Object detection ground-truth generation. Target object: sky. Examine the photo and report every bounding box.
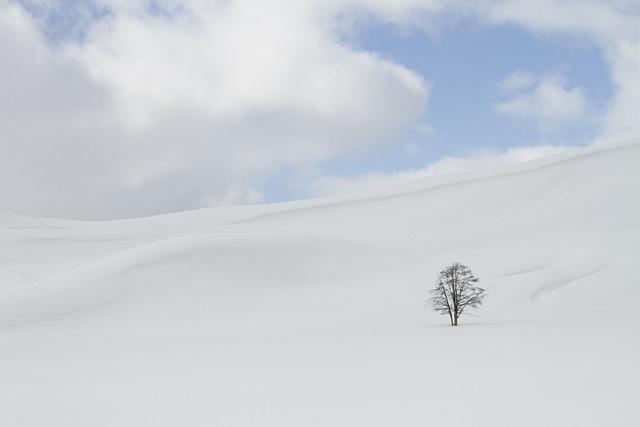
[1,0,639,219]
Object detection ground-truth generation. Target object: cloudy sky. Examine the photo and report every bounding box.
[2,0,639,219]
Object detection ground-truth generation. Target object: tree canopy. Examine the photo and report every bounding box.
[429,263,485,326]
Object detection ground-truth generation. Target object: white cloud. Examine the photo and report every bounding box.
[471,0,640,142]
[310,0,639,197]
[499,70,535,92]
[362,0,640,142]
[423,145,573,175]
[310,145,573,197]
[1,0,639,218]
[0,0,428,219]
[496,75,587,128]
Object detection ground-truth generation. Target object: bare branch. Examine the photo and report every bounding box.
[428,263,486,326]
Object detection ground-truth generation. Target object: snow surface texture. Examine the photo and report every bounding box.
[1,140,639,426]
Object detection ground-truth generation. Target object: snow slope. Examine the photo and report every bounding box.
[1,140,639,426]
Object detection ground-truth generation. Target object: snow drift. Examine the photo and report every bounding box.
[1,140,639,426]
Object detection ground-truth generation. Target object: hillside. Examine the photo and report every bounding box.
[1,140,639,426]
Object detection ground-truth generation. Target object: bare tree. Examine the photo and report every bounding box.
[429,263,485,326]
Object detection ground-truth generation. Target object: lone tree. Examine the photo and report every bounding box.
[429,263,485,326]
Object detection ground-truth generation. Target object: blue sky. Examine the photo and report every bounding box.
[325,21,610,171]
[1,1,638,218]
[265,18,614,201]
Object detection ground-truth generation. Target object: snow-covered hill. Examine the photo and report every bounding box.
[1,140,639,426]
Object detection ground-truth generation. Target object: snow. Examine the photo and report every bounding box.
[1,140,639,426]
